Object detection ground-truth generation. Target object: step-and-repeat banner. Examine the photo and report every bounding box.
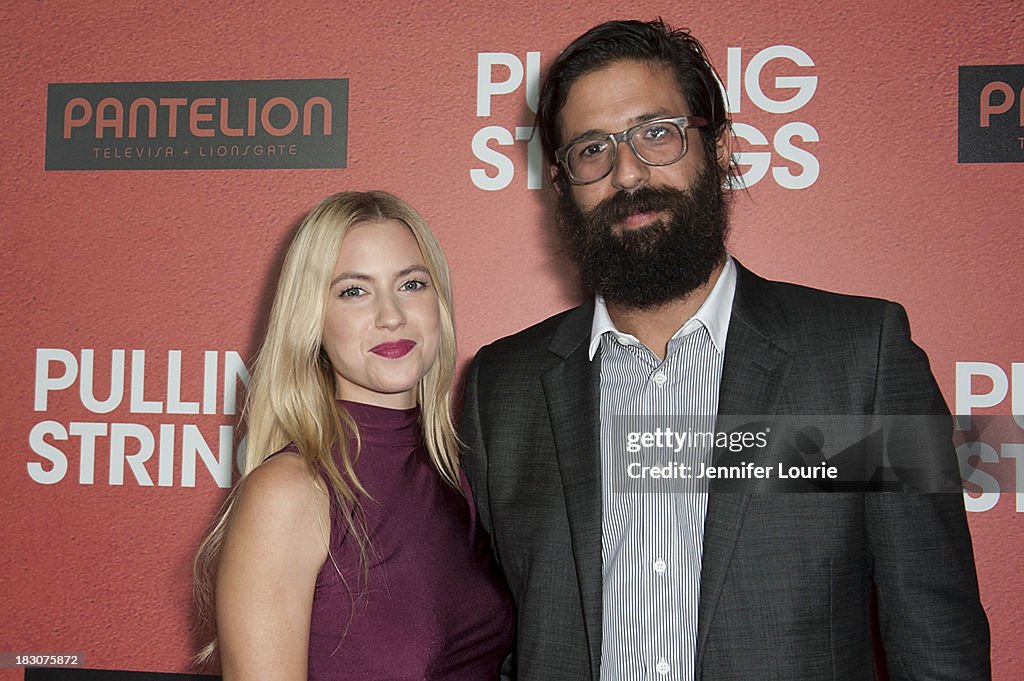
[2,2,1021,679]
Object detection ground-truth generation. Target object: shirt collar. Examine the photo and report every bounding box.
[588,255,736,360]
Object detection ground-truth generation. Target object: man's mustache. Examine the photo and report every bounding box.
[587,186,689,226]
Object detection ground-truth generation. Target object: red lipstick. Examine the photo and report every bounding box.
[370,340,416,359]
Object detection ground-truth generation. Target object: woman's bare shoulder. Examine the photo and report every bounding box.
[223,451,330,566]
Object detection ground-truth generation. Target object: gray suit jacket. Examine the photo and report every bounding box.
[460,262,990,681]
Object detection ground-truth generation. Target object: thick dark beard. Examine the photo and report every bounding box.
[555,163,730,309]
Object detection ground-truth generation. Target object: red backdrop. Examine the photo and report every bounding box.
[1,2,1020,678]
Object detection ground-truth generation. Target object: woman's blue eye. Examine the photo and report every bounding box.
[339,286,365,298]
[401,279,429,292]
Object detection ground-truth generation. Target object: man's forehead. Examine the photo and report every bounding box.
[559,60,690,136]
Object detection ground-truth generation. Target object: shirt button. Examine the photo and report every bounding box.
[615,335,630,346]
[653,558,667,574]
[653,371,667,386]
[656,658,670,675]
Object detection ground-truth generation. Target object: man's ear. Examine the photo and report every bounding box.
[712,127,737,175]
[715,128,734,173]
[549,163,564,195]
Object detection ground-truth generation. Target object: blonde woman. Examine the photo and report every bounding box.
[194,191,514,680]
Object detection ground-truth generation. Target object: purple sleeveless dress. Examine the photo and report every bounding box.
[306,400,514,680]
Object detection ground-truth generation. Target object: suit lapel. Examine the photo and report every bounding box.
[540,302,603,681]
[536,267,795,677]
[696,262,793,671]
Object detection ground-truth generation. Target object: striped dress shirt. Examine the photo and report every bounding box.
[590,257,736,681]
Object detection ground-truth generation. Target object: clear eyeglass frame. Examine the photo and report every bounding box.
[555,115,709,185]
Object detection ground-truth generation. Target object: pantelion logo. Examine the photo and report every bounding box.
[958,65,1024,163]
[46,79,348,170]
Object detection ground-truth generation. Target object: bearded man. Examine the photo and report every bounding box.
[460,18,990,681]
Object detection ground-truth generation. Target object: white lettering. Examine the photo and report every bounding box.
[1002,444,1024,512]
[477,53,524,117]
[182,424,234,488]
[109,422,155,485]
[959,441,1001,512]
[731,122,772,188]
[130,349,162,413]
[80,349,125,413]
[27,421,69,484]
[69,421,106,484]
[745,45,817,114]
[34,349,77,411]
[223,351,250,415]
[772,122,820,189]
[471,126,515,190]
[166,350,200,414]
[956,361,1008,414]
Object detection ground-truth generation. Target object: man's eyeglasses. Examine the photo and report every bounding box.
[555,115,708,185]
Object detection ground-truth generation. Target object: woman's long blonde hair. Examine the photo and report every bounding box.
[192,191,460,662]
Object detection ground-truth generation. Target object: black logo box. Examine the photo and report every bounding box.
[26,670,217,681]
[46,79,348,170]
[958,65,1024,164]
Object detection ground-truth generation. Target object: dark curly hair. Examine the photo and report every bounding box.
[537,19,733,186]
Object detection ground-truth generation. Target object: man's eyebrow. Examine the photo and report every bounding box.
[564,110,677,147]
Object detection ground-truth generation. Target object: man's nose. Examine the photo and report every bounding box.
[610,140,650,193]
